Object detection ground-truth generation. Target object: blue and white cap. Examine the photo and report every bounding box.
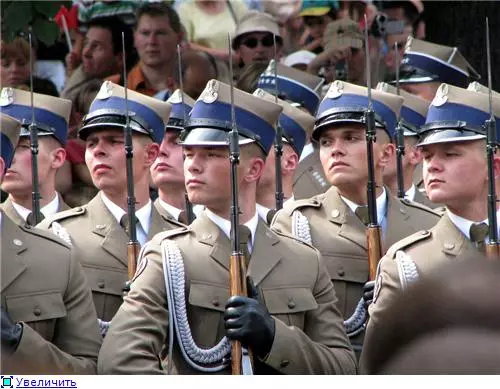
[0,87,71,146]
[0,114,21,168]
[313,81,404,141]
[80,81,172,144]
[377,82,429,136]
[395,37,480,88]
[181,79,282,156]
[166,89,195,132]
[253,88,315,156]
[418,83,500,146]
[257,60,324,115]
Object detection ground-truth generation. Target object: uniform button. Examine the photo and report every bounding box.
[444,243,455,250]
[331,209,340,218]
[337,268,345,277]
[33,307,41,316]
[280,359,290,368]
[97,281,105,289]
[13,239,23,246]
[212,299,220,307]
[400,208,406,214]
[287,300,296,309]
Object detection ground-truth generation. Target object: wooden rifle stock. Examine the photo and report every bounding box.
[127,242,140,280]
[485,243,500,259]
[229,252,244,375]
[367,226,383,280]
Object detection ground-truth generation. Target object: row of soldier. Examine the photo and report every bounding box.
[1,26,500,374]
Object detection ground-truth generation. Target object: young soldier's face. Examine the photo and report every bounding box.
[151,131,185,189]
[421,140,488,207]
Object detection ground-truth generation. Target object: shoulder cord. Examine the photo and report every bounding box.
[395,250,419,289]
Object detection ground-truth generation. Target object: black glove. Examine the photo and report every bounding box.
[224,276,275,359]
[1,308,22,354]
[363,280,375,309]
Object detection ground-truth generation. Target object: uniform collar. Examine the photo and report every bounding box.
[158,198,183,221]
[446,209,500,241]
[11,193,59,222]
[204,208,259,252]
[341,187,387,225]
[100,192,152,236]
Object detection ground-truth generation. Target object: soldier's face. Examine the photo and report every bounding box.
[421,141,490,208]
[85,128,158,194]
[401,82,441,102]
[383,138,422,184]
[1,137,64,196]
[151,131,185,190]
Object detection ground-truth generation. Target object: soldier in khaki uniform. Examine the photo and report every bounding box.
[0,88,72,225]
[98,80,357,374]
[257,61,328,200]
[38,82,185,329]
[271,81,441,355]
[253,89,315,223]
[1,114,102,374]
[361,84,500,374]
[151,89,196,224]
[376,82,437,208]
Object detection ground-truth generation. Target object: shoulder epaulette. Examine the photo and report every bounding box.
[18,224,71,250]
[284,194,324,216]
[400,198,441,217]
[385,229,432,259]
[42,206,87,226]
[152,225,191,244]
[271,226,319,253]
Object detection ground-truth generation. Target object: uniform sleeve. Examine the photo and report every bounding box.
[264,251,358,374]
[360,253,402,373]
[12,250,101,374]
[98,245,168,374]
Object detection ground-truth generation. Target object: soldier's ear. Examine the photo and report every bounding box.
[144,142,160,166]
[493,152,500,180]
[0,157,5,181]
[243,156,265,184]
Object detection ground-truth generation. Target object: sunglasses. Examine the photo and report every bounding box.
[241,34,274,49]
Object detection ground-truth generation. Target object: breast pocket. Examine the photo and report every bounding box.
[5,292,66,341]
[262,287,318,330]
[188,281,229,348]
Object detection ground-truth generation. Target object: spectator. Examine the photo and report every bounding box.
[178,0,248,62]
[283,50,317,71]
[62,17,134,103]
[298,0,339,54]
[232,11,283,74]
[235,61,269,93]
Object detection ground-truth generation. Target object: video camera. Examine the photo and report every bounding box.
[370,12,405,37]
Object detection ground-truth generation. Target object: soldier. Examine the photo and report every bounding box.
[253,89,315,223]
[467,81,500,98]
[97,80,357,374]
[1,113,102,374]
[257,61,328,200]
[151,89,195,224]
[361,84,500,373]
[0,88,72,225]
[376,82,437,208]
[271,81,441,356]
[38,81,185,329]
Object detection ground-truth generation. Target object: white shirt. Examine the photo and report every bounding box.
[405,184,417,202]
[447,209,500,242]
[299,143,314,162]
[100,192,152,246]
[256,196,295,221]
[12,193,60,222]
[205,208,259,254]
[341,188,388,236]
[158,198,183,221]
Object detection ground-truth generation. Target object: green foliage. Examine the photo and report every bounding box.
[1,1,72,46]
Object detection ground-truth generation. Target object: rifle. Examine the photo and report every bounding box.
[227,33,253,375]
[28,30,43,225]
[177,44,196,224]
[272,38,284,211]
[122,32,140,280]
[484,18,500,258]
[394,43,406,199]
[363,15,383,279]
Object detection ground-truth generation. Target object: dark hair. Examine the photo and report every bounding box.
[380,1,420,25]
[135,2,182,34]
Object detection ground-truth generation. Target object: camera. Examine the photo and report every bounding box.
[370,12,405,37]
[335,60,348,81]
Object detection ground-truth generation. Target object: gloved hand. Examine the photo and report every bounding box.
[1,308,23,354]
[363,280,376,309]
[224,276,275,359]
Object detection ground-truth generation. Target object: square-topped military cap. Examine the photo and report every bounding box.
[181,79,282,156]
[0,87,72,146]
[166,89,195,132]
[1,113,21,168]
[257,60,324,115]
[377,82,429,136]
[253,88,315,156]
[418,83,500,146]
[395,37,480,88]
[313,80,404,141]
[467,82,500,99]
[232,11,282,49]
[80,81,172,144]
[323,19,363,52]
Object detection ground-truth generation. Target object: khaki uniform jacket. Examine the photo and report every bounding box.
[1,212,101,374]
[98,212,357,375]
[38,192,185,322]
[1,194,70,226]
[271,186,441,348]
[293,149,330,200]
